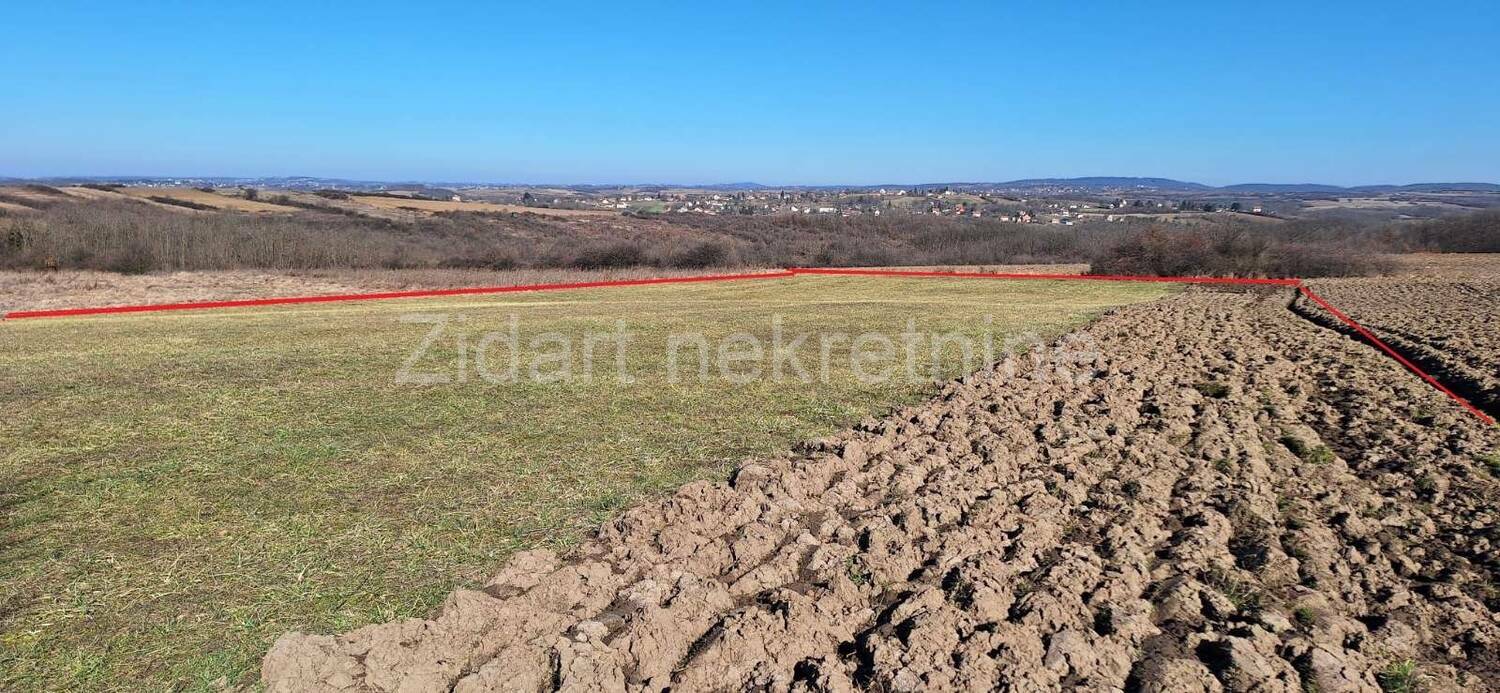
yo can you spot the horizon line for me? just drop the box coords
[6,173,1500,190]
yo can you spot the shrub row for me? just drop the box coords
[2,195,1494,277]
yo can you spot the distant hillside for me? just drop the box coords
[989,177,1213,191]
[1371,183,1500,193]
[1220,183,1349,193]
[1222,182,1500,194]
[5,174,1497,195]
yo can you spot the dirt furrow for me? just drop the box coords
[262,290,1500,693]
[1298,278,1500,417]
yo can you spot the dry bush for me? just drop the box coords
[675,214,1120,268]
[1393,210,1500,252]
[0,201,418,272]
[663,240,734,268]
[148,196,216,211]
[6,195,1482,278]
[1089,226,1391,278]
[569,242,649,270]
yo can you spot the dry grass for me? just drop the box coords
[31,186,210,214]
[0,186,71,207]
[57,187,194,208]
[0,275,1176,690]
[850,263,1090,275]
[56,187,128,202]
[111,188,300,213]
[0,267,780,313]
[350,195,616,218]
[1303,197,1472,212]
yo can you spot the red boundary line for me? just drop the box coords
[0,268,1299,320]
[1296,285,1494,425]
[4,265,1489,424]
[793,268,1490,425]
[1,270,798,319]
[787,267,1302,286]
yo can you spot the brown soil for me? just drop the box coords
[1383,254,1500,281]
[1303,275,1500,416]
[262,289,1500,692]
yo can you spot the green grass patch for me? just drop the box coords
[1293,606,1319,630]
[1478,452,1500,477]
[1377,659,1418,693]
[0,275,1172,690]
[1193,381,1230,398]
[1279,434,1334,465]
[1206,568,1265,614]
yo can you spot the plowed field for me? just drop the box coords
[265,288,1500,692]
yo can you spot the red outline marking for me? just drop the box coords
[787,267,1302,286]
[1,270,797,320]
[3,265,1489,424]
[1296,285,1494,425]
[789,268,1492,424]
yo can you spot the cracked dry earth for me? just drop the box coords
[263,289,1500,692]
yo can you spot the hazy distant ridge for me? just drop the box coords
[6,174,1498,194]
[954,178,1500,193]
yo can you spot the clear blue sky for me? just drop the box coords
[3,1,1497,186]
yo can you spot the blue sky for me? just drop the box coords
[3,1,1497,185]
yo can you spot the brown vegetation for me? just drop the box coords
[111,187,303,213]
[1088,226,1394,278]
[2,189,1496,278]
[1391,210,1500,253]
[350,194,614,218]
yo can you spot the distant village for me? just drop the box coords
[23,175,1487,225]
[569,187,1271,225]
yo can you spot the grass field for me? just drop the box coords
[111,188,302,213]
[350,195,616,218]
[0,275,1175,690]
